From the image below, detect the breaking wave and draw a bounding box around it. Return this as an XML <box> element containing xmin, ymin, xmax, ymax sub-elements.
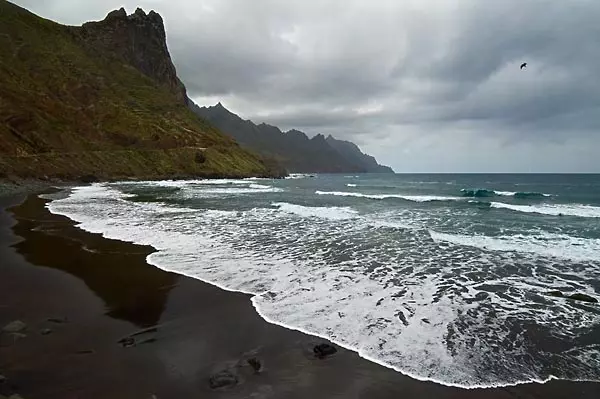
<box><xmin>461</xmin><ymin>188</ymin><xmax>551</xmax><ymax>198</ymax></box>
<box><xmin>45</xmin><ymin>179</ymin><xmax>600</xmax><ymax>389</ymax></box>
<box><xmin>316</xmin><ymin>191</ymin><xmax>460</xmax><ymax>202</ymax></box>
<box><xmin>491</xmin><ymin>202</ymin><xmax>600</xmax><ymax>218</ymax></box>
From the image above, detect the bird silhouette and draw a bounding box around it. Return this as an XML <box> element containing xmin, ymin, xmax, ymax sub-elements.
<box><xmin>520</xmin><ymin>62</ymin><xmax>527</xmax><ymax>70</ymax></box>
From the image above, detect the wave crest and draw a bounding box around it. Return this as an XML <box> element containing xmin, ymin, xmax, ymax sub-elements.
<box><xmin>461</xmin><ymin>188</ymin><xmax>550</xmax><ymax>198</ymax></box>
<box><xmin>316</xmin><ymin>191</ymin><xmax>460</xmax><ymax>202</ymax></box>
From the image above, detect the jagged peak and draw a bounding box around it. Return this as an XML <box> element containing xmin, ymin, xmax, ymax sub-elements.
<box><xmin>78</xmin><ymin>6</ymin><xmax>186</xmax><ymax>104</ymax></box>
<box><xmin>105</xmin><ymin>8</ymin><xmax>126</xmax><ymax>20</ymax></box>
<box><xmin>208</xmin><ymin>102</ymin><xmax>234</xmax><ymax>115</ymax></box>
<box><xmin>99</xmin><ymin>7</ymin><xmax>163</xmax><ymax>26</ymax></box>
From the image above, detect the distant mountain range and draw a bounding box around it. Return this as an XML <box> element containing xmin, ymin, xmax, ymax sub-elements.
<box><xmin>190</xmin><ymin>102</ymin><xmax>394</xmax><ymax>174</ymax></box>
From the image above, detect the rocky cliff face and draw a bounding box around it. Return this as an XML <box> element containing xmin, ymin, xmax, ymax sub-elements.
<box><xmin>191</xmin><ymin>102</ymin><xmax>394</xmax><ymax>174</ymax></box>
<box><xmin>325</xmin><ymin>135</ymin><xmax>394</xmax><ymax>173</ymax></box>
<box><xmin>0</xmin><ymin>1</ymin><xmax>279</xmax><ymax>180</ymax></box>
<box><xmin>73</xmin><ymin>7</ymin><xmax>188</xmax><ymax>105</ymax></box>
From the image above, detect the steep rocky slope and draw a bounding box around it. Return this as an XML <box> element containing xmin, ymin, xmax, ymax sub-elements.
<box><xmin>191</xmin><ymin>103</ymin><xmax>394</xmax><ymax>174</ymax></box>
<box><xmin>0</xmin><ymin>1</ymin><xmax>281</xmax><ymax>180</ymax></box>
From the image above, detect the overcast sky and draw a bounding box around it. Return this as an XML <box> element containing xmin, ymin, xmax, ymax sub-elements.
<box><xmin>14</xmin><ymin>0</ymin><xmax>600</xmax><ymax>172</ymax></box>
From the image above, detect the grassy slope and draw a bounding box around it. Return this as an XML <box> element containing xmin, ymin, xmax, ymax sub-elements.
<box><xmin>0</xmin><ymin>0</ymin><xmax>276</xmax><ymax>179</ymax></box>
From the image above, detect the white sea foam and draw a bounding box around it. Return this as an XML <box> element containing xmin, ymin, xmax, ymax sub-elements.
<box><xmin>491</xmin><ymin>202</ymin><xmax>600</xmax><ymax>218</ymax></box>
<box><xmin>429</xmin><ymin>231</ymin><xmax>600</xmax><ymax>262</ymax></box>
<box><xmin>286</xmin><ymin>173</ymin><xmax>314</xmax><ymax>179</ymax></box>
<box><xmin>249</xmin><ymin>183</ymin><xmax>276</xmax><ymax>189</ymax></box>
<box><xmin>272</xmin><ymin>202</ymin><xmax>358</xmax><ymax>220</ymax></box>
<box><xmin>186</xmin><ymin>186</ymin><xmax>283</xmax><ymax>195</ymax></box>
<box><xmin>46</xmin><ymin>183</ymin><xmax>600</xmax><ymax>389</ymax></box>
<box><xmin>347</xmin><ymin>183</ymin><xmax>357</xmax><ymax>187</ymax></box>
<box><xmin>316</xmin><ymin>191</ymin><xmax>460</xmax><ymax>202</ymax></box>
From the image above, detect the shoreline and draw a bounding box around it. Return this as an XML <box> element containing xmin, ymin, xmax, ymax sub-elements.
<box><xmin>1</xmin><ymin>191</ymin><xmax>599</xmax><ymax>398</ymax></box>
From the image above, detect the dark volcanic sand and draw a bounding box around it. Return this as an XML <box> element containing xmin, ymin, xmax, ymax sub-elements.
<box><xmin>1</xmin><ymin>192</ymin><xmax>599</xmax><ymax>399</ymax></box>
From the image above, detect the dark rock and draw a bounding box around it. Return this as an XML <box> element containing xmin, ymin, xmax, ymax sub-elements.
<box><xmin>40</xmin><ymin>328</ymin><xmax>52</xmax><ymax>335</ymax></box>
<box><xmin>547</xmin><ymin>290</ymin><xmax>564</xmax><ymax>298</ymax></box>
<box><xmin>2</xmin><ymin>320</ymin><xmax>27</xmax><ymax>333</ymax></box>
<box><xmin>106</xmin><ymin>8</ymin><xmax>127</xmax><ymax>20</ymax></box>
<box><xmin>79</xmin><ymin>8</ymin><xmax>188</xmax><ymax>104</ymax></box>
<box><xmin>247</xmin><ymin>357</ymin><xmax>262</xmax><ymax>373</ymax></box>
<box><xmin>194</xmin><ymin>151</ymin><xmax>206</xmax><ymax>164</ymax></box>
<box><xmin>79</xmin><ymin>174</ymin><xmax>99</xmax><ymax>183</ymax></box>
<box><xmin>208</xmin><ymin>370</ymin><xmax>239</xmax><ymax>389</ymax></box>
<box><xmin>119</xmin><ymin>337</ymin><xmax>135</xmax><ymax>347</ymax></box>
<box><xmin>313</xmin><ymin>343</ymin><xmax>337</xmax><ymax>358</ymax></box>
<box><xmin>0</xmin><ymin>374</ymin><xmax>6</xmax><ymax>384</ymax></box>
<box><xmin>568</xmin><ymin>293</ymin><xmax>598</xmax><ymax>303</ymax></box>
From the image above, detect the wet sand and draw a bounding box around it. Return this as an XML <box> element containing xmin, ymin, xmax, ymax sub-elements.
<box><xmin>1</xmin><ymin>191</ymin><xmax>599</xmax><ymax>399</ymax></box>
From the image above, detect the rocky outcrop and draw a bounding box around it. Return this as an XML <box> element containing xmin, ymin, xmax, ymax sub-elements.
<box><xmin>313</xmin><ymin>343</ymin><xmax>337</xmax><ymax>358</ymax></box>
<box><xmin>74</xmin><ymin>7</ymin><xmax>188</xmax><ymax>104</ymax></box>
<box><xmin>208</xmin><ymin>370</ymin><xmax>239</xmax><ymax>389</ymax></box>
<box><xmin>191</xmin><ymin>102</ymin><xmax>394</xmax><ymax>174</ymax></box>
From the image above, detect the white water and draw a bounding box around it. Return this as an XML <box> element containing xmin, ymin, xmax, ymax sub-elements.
<box><xmin>491</xmin><ymin>202</ymin><xmax>600</xmax><ymax>218</ymax></box>
<box><xmin>45</xmin><ymin>182</ymin><xmax>600</xmax><ymax>389</ymax></box>
<box><xmin>429</xmin><ymin>230</ymin><xmax>600</xmax><ymax>262</ymax></box>
<box><xmin>316</xmin><ymin>191</ymin><xmax>461</xmax><ymax>202</ymax></box>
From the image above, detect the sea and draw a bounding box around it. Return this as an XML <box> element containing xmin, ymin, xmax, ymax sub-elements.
<box><xmin>46</xmin><ymin>173</ymin><xmax>600</xmax><ymax>388</ymax></box>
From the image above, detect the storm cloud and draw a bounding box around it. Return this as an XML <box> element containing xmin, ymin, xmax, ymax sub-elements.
<box><xmin>13</xmin><ymin>0</ymin><xmax>600</xmax><ymax>172</ymax></box>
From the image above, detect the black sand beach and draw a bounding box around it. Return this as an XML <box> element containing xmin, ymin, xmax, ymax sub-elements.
<box><xmin>1</xmin><ymin>190</ymin><xmax>600</xmax><ymax>399</ymax></box>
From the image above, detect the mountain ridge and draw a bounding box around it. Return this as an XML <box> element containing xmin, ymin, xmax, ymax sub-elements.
<box><xmin>0</xmin><ymin>1</ymin><xmax>283</xmax><ymax>180</ymax></box>
<box><xmin>190</xmin><ymin>102</ymin><xmax>394</xmax><ymax>174</ymax></box>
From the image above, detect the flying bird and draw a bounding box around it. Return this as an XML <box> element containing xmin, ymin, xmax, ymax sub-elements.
<box><xmin>520</xmin><ymin>62</ymin><xmax>527</xmax><ymax>70</ymax></box>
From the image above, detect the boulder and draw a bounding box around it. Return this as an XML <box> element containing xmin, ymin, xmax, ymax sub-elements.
<box><xmin>40</xmin><ymin>328</ymin><xmax>53</xmax><ymax>336</ymax></box>
<box><xmin>547</xmin><ymin>290</ymin><xmax>564</xmax><ymax>298</ymax></box>
<box><xmin>314</xmin><ymin>343</ymin><xmax>337</xmax><ymax>358</ymax></box>
<box><xmin>78</xmin><ymin>175</ymin><xmax>99</xmax><ymax>183</ymax></box>
<box><xmin>0</xmin><ymin>374</ymin><xmax>6</xmax><ymax>384</ymax></box>
<box><xmin>119</xmin><ymin>337</ymin><xmax>135</xmax><ymax>347</ymax></box>
<box><xmin>2</xmin><ymin>321</ymin><xmax>27</xmax><ymax>333</ymax></box>
<box><xmin>208</xmin><ymin>370</ymin><xmax>238</xmax><ymax>389</ymax></box>
<box><xmin>194</xmin><ymin>151</ymin><xmax>206</xmax><ymax>164</ymax></box>
<box><xmin>247</xmin><ymin>357</ymin><xmax>262</xmax><ymax>373</ymax></box>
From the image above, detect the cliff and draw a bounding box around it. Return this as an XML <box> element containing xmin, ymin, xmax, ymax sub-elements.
<box><xmin>190</xmin><ymin>102</ymin><xmax>394</xmax><ymax>174</ymax></box>
<box><xmin>0</xmin><ymin>1</ymin><xmax>281</xmax><ymax>180</ymax></box>
<box><xmin>325</xmin><ymin>135</ymin><xmax>394</xmax><ymax>174</ymax></box>
<box><xmin>74</xmin><ymin>7</ymin><xmax>188</xmax><ymax>105</ymax></box>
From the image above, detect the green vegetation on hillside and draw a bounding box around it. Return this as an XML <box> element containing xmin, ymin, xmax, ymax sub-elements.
<box><xmin>0</xmin><ymin>0</ymin><xmax>280</xmax><ymax>180</ymax></box>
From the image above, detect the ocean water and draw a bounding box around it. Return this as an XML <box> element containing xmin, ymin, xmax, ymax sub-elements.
<box><xmin>46</xmin><ymin>173</ymin><xmax>600</xmax><ymax>388</ymax></box>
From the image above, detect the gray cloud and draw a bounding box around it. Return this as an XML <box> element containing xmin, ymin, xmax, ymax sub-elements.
<box><xmin>13</xmin><ymin>0</ymin><xmax>600</xmax><ymax>172</ymax></box>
